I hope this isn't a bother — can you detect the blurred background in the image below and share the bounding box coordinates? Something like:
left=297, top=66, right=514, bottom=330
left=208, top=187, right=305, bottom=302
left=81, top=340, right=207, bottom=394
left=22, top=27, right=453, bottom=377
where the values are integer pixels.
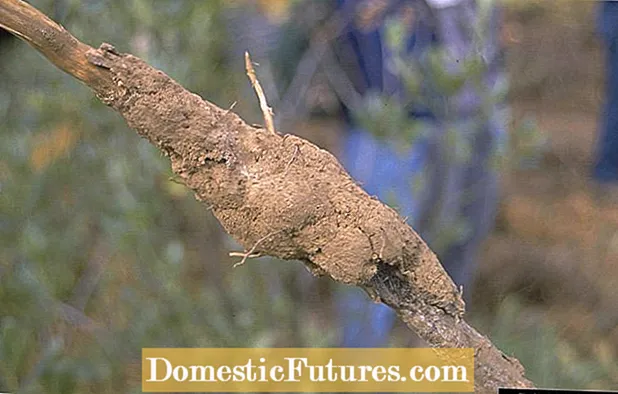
left=1, top=0, right=618, bottom=392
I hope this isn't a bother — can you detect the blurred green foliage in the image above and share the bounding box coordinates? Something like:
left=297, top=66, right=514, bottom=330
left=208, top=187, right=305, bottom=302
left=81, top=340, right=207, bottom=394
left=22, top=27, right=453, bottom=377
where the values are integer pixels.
left=472, top=296, right=616, bottom=390
left=0, top=1, right=333, bottom=392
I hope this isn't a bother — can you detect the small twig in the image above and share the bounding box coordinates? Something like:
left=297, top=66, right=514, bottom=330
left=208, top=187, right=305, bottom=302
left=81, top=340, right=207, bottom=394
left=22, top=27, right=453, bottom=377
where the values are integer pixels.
left=229, top=251, right=262, bottom=259
left=225, top=100, right=237, bottom=113
left=211, top=101, right=238, bottom=131
left=245, top=51, right=276, bottom=135
left=168, top=176, right=185, bottom=185
left=230, top=229, right=283, bottom=267
left=378, top=227, right=386, bottom=260
left=284, top=144, right=301, bottom=176
left=219, top=101, right=237, bottom=121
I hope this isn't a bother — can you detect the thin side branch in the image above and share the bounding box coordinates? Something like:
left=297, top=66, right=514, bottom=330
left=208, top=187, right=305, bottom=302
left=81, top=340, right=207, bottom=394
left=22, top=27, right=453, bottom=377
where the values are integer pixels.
left=245, top=51, right=276, bottom=134
left=230, top=229, right=284, bottom=267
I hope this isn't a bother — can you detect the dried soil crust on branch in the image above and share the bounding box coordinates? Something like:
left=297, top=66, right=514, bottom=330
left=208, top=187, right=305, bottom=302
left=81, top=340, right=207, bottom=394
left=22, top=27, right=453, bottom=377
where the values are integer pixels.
left=85, top=46, right=532, bottom=391
left=0, top=0, right=536, bottom=389
left=87, top=44, right=464, bottom=317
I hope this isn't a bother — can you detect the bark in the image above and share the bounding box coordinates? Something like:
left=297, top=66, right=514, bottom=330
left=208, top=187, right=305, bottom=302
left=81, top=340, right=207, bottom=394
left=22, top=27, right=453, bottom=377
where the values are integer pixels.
left=0, top=0, right=534, bottom=392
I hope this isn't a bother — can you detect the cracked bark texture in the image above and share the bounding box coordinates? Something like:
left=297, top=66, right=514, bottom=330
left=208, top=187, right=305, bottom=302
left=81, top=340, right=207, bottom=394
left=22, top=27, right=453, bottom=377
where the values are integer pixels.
left=0, top=0, right=534, bottom=392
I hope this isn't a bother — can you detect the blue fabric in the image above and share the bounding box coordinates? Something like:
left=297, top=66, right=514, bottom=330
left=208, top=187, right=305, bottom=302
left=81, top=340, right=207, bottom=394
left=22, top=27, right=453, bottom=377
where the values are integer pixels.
left=335, top=0, right=435, bottom=346
left=594, top=2, right=618, bottom=182
left=597, top=1, right=618, bottom=43
left=335, top=0, right=505, bottom=347
left=337, top=289, right=397, bottom=347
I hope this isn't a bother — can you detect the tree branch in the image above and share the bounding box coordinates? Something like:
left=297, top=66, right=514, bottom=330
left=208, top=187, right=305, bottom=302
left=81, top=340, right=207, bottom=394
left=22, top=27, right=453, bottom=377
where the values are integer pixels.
left=0, top=1, right=534, bottom=392
left=245, top=51, right=276, bottom=135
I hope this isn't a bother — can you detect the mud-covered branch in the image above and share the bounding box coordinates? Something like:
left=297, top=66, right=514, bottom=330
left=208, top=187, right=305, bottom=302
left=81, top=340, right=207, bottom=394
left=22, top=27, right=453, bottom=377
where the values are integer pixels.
left=0, top=0, right=534, bottom=392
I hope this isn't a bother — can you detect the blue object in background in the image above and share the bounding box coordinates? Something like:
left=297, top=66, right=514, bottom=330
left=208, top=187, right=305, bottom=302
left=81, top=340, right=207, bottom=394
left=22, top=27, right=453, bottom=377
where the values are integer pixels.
left=334, top=0, right=507, bottom=347
left=223, top=0, right=507, bottom=348
left=594, top=1, right=618, bottom=183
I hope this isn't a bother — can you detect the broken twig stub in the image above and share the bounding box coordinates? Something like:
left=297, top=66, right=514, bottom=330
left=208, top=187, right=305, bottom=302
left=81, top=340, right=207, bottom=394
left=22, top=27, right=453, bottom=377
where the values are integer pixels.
left=245, top=51, right=276, bottom=135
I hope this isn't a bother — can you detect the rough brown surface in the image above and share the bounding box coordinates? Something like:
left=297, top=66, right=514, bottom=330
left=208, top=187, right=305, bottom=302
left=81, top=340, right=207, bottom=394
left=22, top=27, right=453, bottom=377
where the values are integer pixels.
left=86, top=45, right=464, bottom=315
left=0, top=0, right=535, bottom=391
